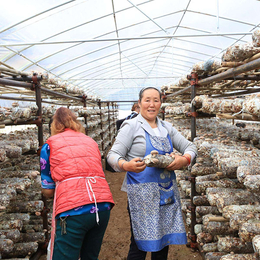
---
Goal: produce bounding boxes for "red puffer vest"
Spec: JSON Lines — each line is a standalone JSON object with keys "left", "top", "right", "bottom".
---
{"left": 46, "top": 128, "right": 114, "bottom": 216}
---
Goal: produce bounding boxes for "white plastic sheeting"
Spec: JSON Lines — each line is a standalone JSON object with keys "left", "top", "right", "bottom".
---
{"left": 0, "top": 0, "right": 259, "bottom": 107}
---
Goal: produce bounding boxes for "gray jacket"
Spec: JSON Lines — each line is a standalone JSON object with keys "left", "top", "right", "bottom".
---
{"left": 107, "top": 114, "right": 197, "bottom": 172}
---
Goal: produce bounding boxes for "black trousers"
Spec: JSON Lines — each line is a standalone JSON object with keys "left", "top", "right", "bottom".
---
{"left": 127, "top": 204, "right": 169, "bottom": 260}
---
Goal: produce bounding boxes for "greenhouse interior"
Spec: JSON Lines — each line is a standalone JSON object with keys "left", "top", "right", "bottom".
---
{"left": 1, "top": 0, "right": 260, "bottom": 259}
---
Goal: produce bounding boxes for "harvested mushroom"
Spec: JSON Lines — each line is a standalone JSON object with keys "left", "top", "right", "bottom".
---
{"left": 143, "top": 150, "right": 175, "bottom": 168}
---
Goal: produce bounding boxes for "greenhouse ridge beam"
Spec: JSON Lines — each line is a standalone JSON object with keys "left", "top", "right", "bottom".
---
{"left": 71, "top": 76, "right": 181, "bottom": 80}
{"left": 0, "top": 32, "right": 252, "bottom": 47}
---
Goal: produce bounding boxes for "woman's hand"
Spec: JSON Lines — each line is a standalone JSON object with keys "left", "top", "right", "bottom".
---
{"left": 165, "top": 153, "right": 189, "bottom": 171}
{"left": 120, "top": 158, "right": 146, "bottom": 173}
{"left": 42, "top": 188, "right": 55, "bottom": 198}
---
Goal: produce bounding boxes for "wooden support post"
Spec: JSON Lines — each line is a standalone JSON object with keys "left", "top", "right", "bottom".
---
{"left": 33, "top": 75, "right": 49, "bottom": 252}
{"left": 187, "top": 72, "right": 198, "bottom": 251}
{"left": 98, "top": 101, "right": 104, "bottom": 153}
{"left": 83, "top": 95, "right": 88, "bottom": 135}
{"left": 107, "top": 102, "right": 111, "bottom": 143}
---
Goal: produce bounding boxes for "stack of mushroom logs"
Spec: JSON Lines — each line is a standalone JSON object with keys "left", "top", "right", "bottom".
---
{"left": 163, "top": 94, "right": 260, "bottom": 124}
{"left": 158, "top": 29, "right": 260, "bottom": 259}
{"left": 0, "top": 126, "right": 47, "bottom": 259}
{"left": 160, "top": 116, "right": 260, "bottom": 260}
{"left": 0, "top": 105, "right": 117, "bottom": 259}
{"left": 0, "top": 103, "right": 55, "bottom": 124}
{"left": 71, "top": 106, "right": 118, "bottom": 156}
{"left": 0, "top": 104, "right": 118, "bottom": 156}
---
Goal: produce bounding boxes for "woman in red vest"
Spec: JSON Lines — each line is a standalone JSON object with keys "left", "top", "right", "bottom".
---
{"left": 40, "top": 107, "right": 114, "bottom": 260}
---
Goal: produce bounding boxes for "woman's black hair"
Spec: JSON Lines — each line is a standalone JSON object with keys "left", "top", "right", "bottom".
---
{"left": 48, "top": 116, "right": 53, "bottom": 135}
{"left": 139, "top": 87, "right": 162, "bottom": 101}
{"left": 131, "top": 102, "right": 140, "bottom": 111}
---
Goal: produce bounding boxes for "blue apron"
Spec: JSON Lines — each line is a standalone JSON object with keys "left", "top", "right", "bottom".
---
{"left": 127, "top": 131, "right": 187, "bottom": 252}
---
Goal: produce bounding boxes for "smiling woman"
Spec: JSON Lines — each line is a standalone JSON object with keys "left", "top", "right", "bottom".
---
{"left": 107, "top": 87, "right": 198, "bottom": 260}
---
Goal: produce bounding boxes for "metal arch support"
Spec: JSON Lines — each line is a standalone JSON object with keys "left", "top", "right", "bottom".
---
{"left": 57, "top": 39, "right": 167, "bottom": 78}
{"left": 122, "top": 53, "right": 149, "bottom": 76}
{"left": 3, "top": 0, "right": 153, "bottom": 64}
{"left": 145, "top": 0, "right": 192, "bottom": 80}
{"left": 0, "top": 0, "right": 76, "bottom": 35}
{"left": 209, "top": 23, "right": 260, "bottom": 62}
{"left": 78, "top": 62, "right": 187, "bottom": 89}
{"left": 68, "top": 51, "right": 174, "bottom": 83}
{"left": 28, "top": 22, "right": 239, "bottom": 74}
{"left": 127, "top": 0, "right": 169, "bottom": 34}
{"left": 187, "top": 9, "right": 257, "bottom": 28}
{"left": 21, "top": 10, "right": 175, "bottom": 72}
{"left": 22, "top": 23, "right": 223, "bottom": 73}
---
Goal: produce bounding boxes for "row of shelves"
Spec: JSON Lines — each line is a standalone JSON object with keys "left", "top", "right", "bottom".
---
{"left": 161, "top": 39, "right": 260, "bottom": 259}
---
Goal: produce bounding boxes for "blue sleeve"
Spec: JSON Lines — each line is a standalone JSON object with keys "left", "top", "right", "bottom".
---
{"left": 40, "top": 143, "right": 55, "bottom": 189}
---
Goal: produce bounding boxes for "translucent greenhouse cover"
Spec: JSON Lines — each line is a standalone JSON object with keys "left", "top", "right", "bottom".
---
{"left": 0, "top": 0, "right": 259, "bottom": 109}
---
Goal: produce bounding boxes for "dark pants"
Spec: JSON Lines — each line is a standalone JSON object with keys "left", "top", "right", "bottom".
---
{"left": 53, "top": 211, "right": 110, "bottom": 260}
{"left": 127, "top": 205, "right": 169, "bottom": 260}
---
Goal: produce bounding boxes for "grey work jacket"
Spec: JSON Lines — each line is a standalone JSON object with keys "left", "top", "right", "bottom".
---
{"left": 107, "top": 114, "right": 198, "bottom": 191}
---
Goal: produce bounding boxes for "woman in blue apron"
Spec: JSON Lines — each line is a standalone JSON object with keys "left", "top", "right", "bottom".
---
{"left": 107, "top": 87, "right": 197, "bottom": 260}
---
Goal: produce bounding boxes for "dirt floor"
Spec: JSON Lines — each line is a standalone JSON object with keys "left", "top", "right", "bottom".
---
{"left": 98, "top": 170, "right": 203, "bottom": 260}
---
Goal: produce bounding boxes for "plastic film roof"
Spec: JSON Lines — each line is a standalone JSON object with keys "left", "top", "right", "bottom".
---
{"left": 0, "top": 0, "right": 259, "bottom": 109}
